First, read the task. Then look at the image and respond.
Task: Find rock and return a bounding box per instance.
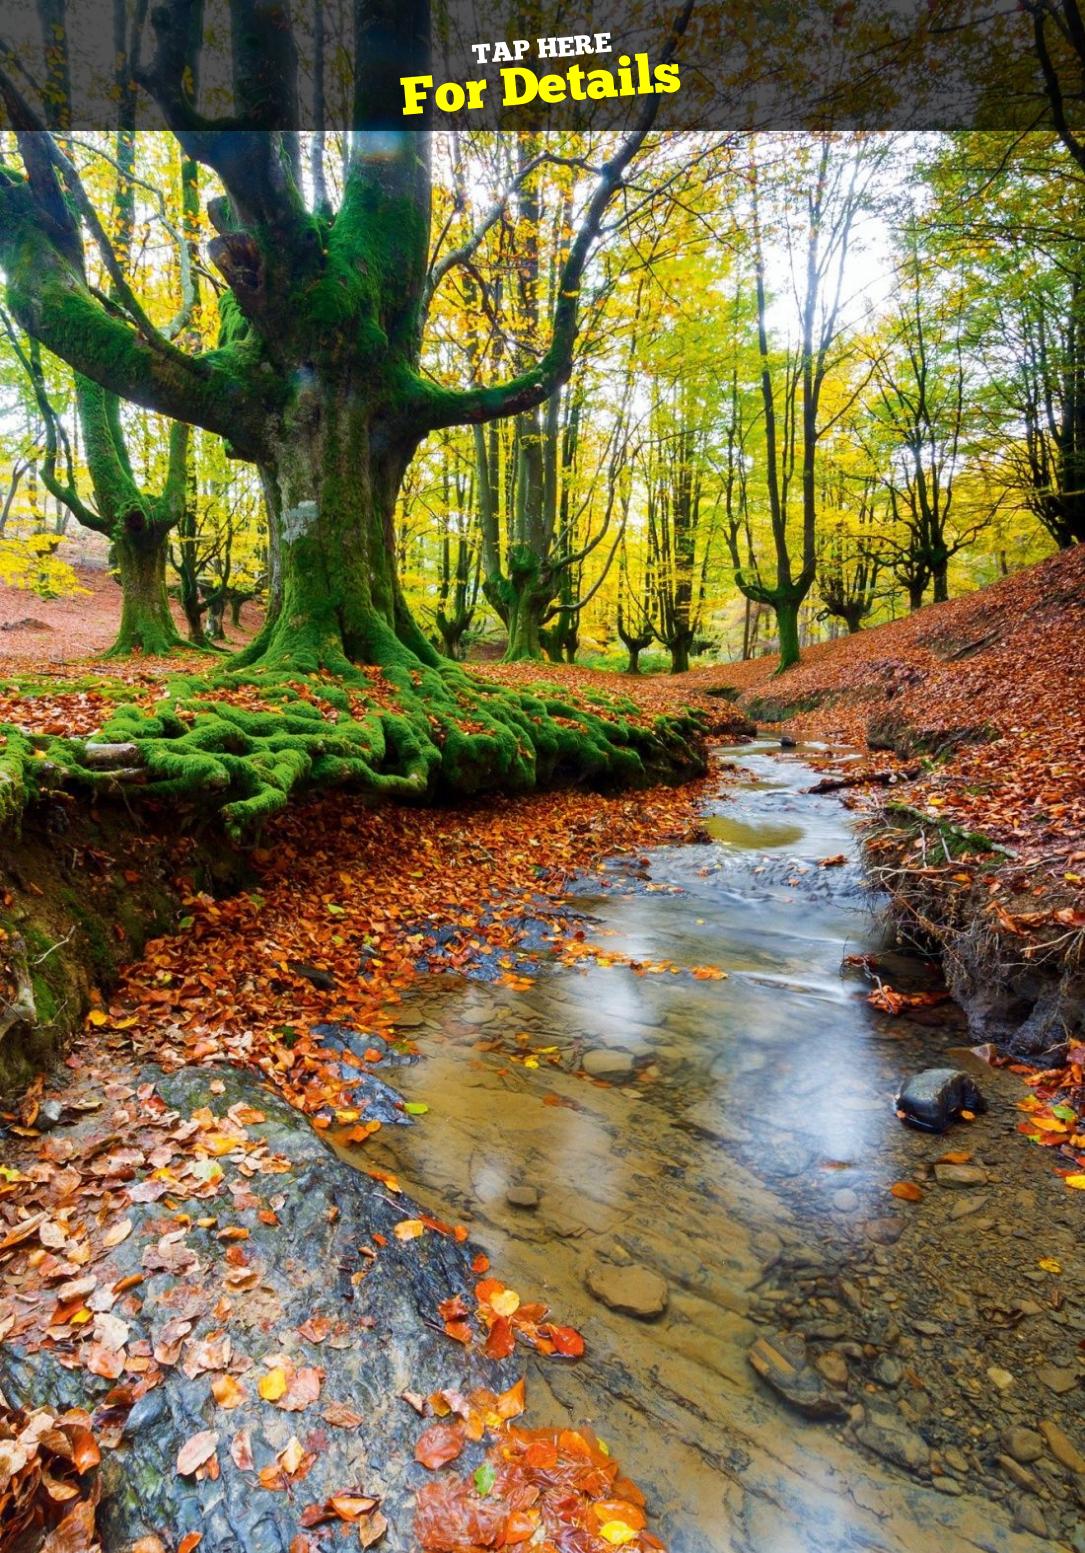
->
[873,1355,903,1387]
[832,1188,859,1212]
[949,1193,989,1219]
[581,1049,636,1080]
[505,1185,540,1209]
[1012,1500,1048,1538]
[0,1064,513,1553]
[998,1454,1042,1494]
[35,1099,65,1132]
[585,1262,668,1319]
[1001,1426,1044,1465]
[1040,1419,1085,1473]
[932,1163,988,1188]
[802,1321,846,1341]
[933,1477,962,1495]
[779,735,798,749]
[912,1320,943,1337]
[747,1332,848,1420]
[895,1069,986,1133]
[1037,1365,1080,1395]
[943,1445,970,1475]
[856,1404,930,1474]
[986,1366,1015,1391]
[390,1008,426,1028]
[814,1350,849,1387]
[286,959,335,990]
[865,1216,906,1246]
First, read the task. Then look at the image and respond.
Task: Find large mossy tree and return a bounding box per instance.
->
[0,0,702,824]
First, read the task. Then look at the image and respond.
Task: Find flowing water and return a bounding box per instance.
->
[362,741,1082,1553]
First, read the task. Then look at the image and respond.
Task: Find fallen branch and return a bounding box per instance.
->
[806,765,919,794]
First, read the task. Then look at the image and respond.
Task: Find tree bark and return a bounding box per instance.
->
[775,598,802,672]
[110,523,185,657]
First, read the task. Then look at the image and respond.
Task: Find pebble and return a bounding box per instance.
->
[986,1366,1015,1391]
[997,1454,1042,1494]
[865,1216,906,1246]
[933,1163,988,1188]
[1012,1500,1048,1538]
[949,1194,988,1219]
[1001,1426,1044,1464]
[748,1332,848,1420]
[505,1185,540,1209]
[814,1351,849,1386]
[856,1405,930,1474]
[581,1049,636,1079]
[1037,1365,1079,1395]
[584,1262,668,1318]
[832,1188,859,1212]
[873,1355,903,1387]
[933,1477,962,1496]
[1040,1419,1085,1474]
[943,1446,970,1475]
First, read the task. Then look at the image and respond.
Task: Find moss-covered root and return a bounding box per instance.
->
[0,726,38,828]
[36,659,707,838]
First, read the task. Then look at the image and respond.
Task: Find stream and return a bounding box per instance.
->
[363,740,1084,1553]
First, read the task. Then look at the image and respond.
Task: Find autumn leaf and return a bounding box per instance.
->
[258,1367,288,1402]
[890,1181,923,1202]
[414,1422,464,1469]
[176,1430,218,1476]
[211,1374,246,1410]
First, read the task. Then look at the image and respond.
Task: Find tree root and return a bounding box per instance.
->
[0,935,35,1045]
[1,656,708,839]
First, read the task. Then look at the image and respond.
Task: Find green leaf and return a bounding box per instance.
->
[404,1101,429,1116]
[473,1462,495,1497]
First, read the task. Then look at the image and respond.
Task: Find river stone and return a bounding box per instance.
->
[856,1403,930,1474]
[873,1355,903,1387]
[1001,1426,1045,1464]
[986,1365,1015,1391]
[585,1262,668,1318]
[933,1162,988,1188]
[505,1184,540,1209]
[832,1188,859,1212]
[1037,1364,1080,1395]
[998,1454,1042,1493]
[865,1216,906,1245]
[35,1098,65,1132]
[814,1350,849,1387]
[0,1064,516,1553]
[1040,1419,1085,1474]
[1013,1500,1048,1538]
[747,1332,848,1420]
[581,1049,636,1080]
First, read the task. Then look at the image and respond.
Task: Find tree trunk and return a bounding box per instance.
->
[235,395,435,674]
[775,598,801,672]
[109,524,185,657]
[932,564,949,604]
[908,580,926,612]
[669,634,692,674]
[497,546,551,663]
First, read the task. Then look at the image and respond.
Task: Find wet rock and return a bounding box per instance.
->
[1012,1500,1048,1538]
[943,1445,970,1476]
[747,1332,848,1421]
[585,1262,668,1319]
[1039,1419,1085,1474]
[814,1350,849,1387]
[1037,1364,1080,1395]
[872,1355,903,1388]
[832,1188,859,1212]
[932,1162,988,1188]
[865,1216,906,1246]
[894,1069,986,1133]
[998,1454,1042,1494]
[505,1185,540,1210]
[581,1049,636,1080]
[856,1403,930,1474]
[1001,1426,1044,1465]
[0,1065,512,1553]
[779,735,798,749]
[286,959,335,990]
[949,1193,989,1219]
[912,1320,943,1337]
[35,1099,65,1132]
[986,1366,1015,1391]
[390,1008,426,1029]
[933,1477,962,1495]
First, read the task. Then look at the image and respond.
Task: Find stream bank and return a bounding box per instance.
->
[1,739,1082,1552]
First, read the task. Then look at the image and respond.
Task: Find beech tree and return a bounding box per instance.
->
[0,0,701,823]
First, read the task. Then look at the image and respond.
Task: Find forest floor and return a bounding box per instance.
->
[0,549,1082,1552]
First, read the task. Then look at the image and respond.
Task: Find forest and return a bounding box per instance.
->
[0,2,1083,1552]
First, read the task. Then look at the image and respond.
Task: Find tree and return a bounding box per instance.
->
[0,0,700,817]
[725,134,884,670]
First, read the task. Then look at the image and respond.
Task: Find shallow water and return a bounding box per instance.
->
[361,742,1082,1552]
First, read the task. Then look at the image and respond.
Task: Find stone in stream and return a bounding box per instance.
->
[505,1184,540,1209]
[894,1069,986,1133]
[581,1048,636,1080]
[584,1262,668,1318]
[1000,1426,1045,1464]
[1037,1364,1080,1395]
[746,1333,848,1421]
[855,1403,931,1474]
[0,1065,517,1553]
[932,1162,989,1188]
[1013,1500,1049,1539]
[34,1098,65,1132]
[1040,1419,1085,1474]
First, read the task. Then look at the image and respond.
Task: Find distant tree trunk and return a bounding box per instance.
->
[111,523,183,656]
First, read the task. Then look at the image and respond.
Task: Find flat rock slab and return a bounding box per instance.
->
[856,1405,931,1475]
[581,1049,636,1080]
[584,1262,668,1319]
[0,1065,513,1553]
[747,1333,848,1421]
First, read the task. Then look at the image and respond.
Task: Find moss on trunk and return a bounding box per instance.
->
[108,525,187,657]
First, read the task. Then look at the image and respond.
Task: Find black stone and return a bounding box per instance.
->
[894,1068,987,1133]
